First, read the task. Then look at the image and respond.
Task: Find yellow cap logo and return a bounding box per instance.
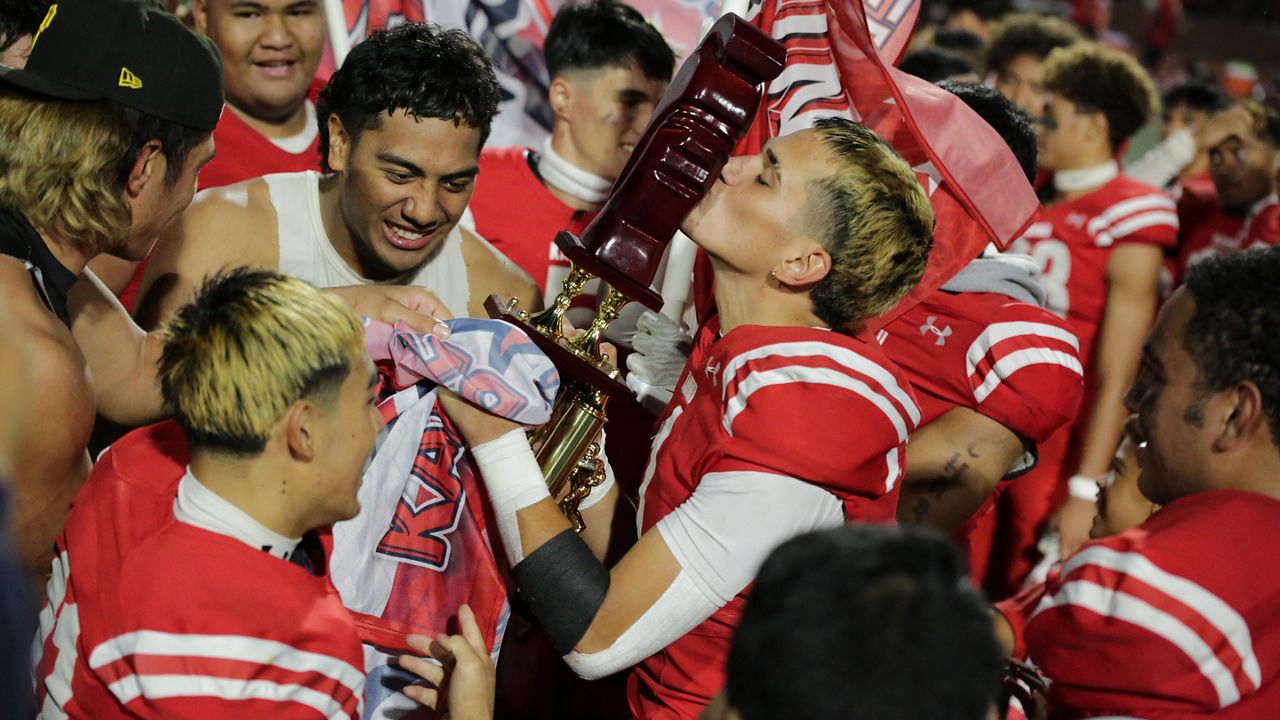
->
[118,67,142,90]
[30,4,57,50]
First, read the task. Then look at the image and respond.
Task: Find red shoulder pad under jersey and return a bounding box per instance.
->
[97,523,365,719]
[884,292,1084,442]
[712,325,921,500]
[1084,176,1179,249]
[1021,490,1280,717]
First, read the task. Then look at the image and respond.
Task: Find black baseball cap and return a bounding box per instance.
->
[0,0,224,131]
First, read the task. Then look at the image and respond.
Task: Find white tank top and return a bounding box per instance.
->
[264,170,471,316]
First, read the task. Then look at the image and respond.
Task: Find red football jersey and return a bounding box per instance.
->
[999,490,1280,718]
[630,319,920,718]
[469,146,595,302]
[198,104,322,191]
[34,423,188,718]
[1244,202,1280,250]
[103,523,364,719]
[33,423,365,719]
[881,291,1085,581]
[882,291,1084,444]
[1010,176,1179,368]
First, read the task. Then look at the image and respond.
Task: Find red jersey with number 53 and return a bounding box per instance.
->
[1010,177,1178,366]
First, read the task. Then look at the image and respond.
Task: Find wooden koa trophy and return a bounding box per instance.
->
[485,14,785,529]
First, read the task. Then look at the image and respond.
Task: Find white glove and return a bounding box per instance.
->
[625,310,692,413]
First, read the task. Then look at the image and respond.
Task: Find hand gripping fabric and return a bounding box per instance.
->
[363,317,560,424]
[333,319,559,718]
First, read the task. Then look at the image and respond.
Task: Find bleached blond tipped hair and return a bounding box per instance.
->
[806,117,935,333]
[158,269,366,456]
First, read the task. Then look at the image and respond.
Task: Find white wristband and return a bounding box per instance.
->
[470,428,550,563]
[1067,474,1101,502]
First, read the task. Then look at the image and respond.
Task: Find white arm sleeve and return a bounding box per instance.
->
[656,470,845,605]
[564,570,716,680]
[563,470,844,678]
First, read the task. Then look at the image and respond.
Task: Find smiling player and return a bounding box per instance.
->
[134,22,537,327]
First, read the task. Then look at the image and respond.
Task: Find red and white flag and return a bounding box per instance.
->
[742,0,1040,332]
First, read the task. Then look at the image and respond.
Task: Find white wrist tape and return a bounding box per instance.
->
[470,428,550,564]
[1067,474,1101,502]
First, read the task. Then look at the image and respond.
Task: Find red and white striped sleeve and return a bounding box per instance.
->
[964,315,1085,443]
[1026,543,1260,713]
[1091,192,1179,249]
[714,337,920,499]
[87,630,366,719]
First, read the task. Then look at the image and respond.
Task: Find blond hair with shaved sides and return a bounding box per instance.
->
[0,88,134,254]
[806,117,935,333]
[158,268,366,457]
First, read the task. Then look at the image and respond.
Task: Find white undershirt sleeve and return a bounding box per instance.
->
[656,470,845,605]
[564,470,844,678]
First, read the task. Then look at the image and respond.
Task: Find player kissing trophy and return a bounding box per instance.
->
[485,14,785,529]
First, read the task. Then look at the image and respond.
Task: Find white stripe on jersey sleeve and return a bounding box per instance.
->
[718,341,920,427]
[1086,194,1177,235]
[1095,211,1180,247]
[105,675,354,718]
[1050,546,1260,688]
[39,589,80,720]
[883,446,902,494]
[636,404,685,532]
[89,631,365,708]
[656,470,844,606]
[1033,580,1244,709]
[971,348,1084,404]
[723,365,910,441]
[965,321,1081,380]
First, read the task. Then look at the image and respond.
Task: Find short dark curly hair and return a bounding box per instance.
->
[316,23,500,172]
[1040,43,1159,151]
[1182,246,1280,443]
[545,0,674,81]
[985,13,1082,77]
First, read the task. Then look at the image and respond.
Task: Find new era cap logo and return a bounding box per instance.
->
[118,67,142,90]
[31,4,57,50]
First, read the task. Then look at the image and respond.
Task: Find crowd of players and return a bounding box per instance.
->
[0,0,1278,718]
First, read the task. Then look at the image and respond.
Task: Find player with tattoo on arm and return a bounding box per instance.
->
[885,82,1084,585]
[441,118,934,719]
